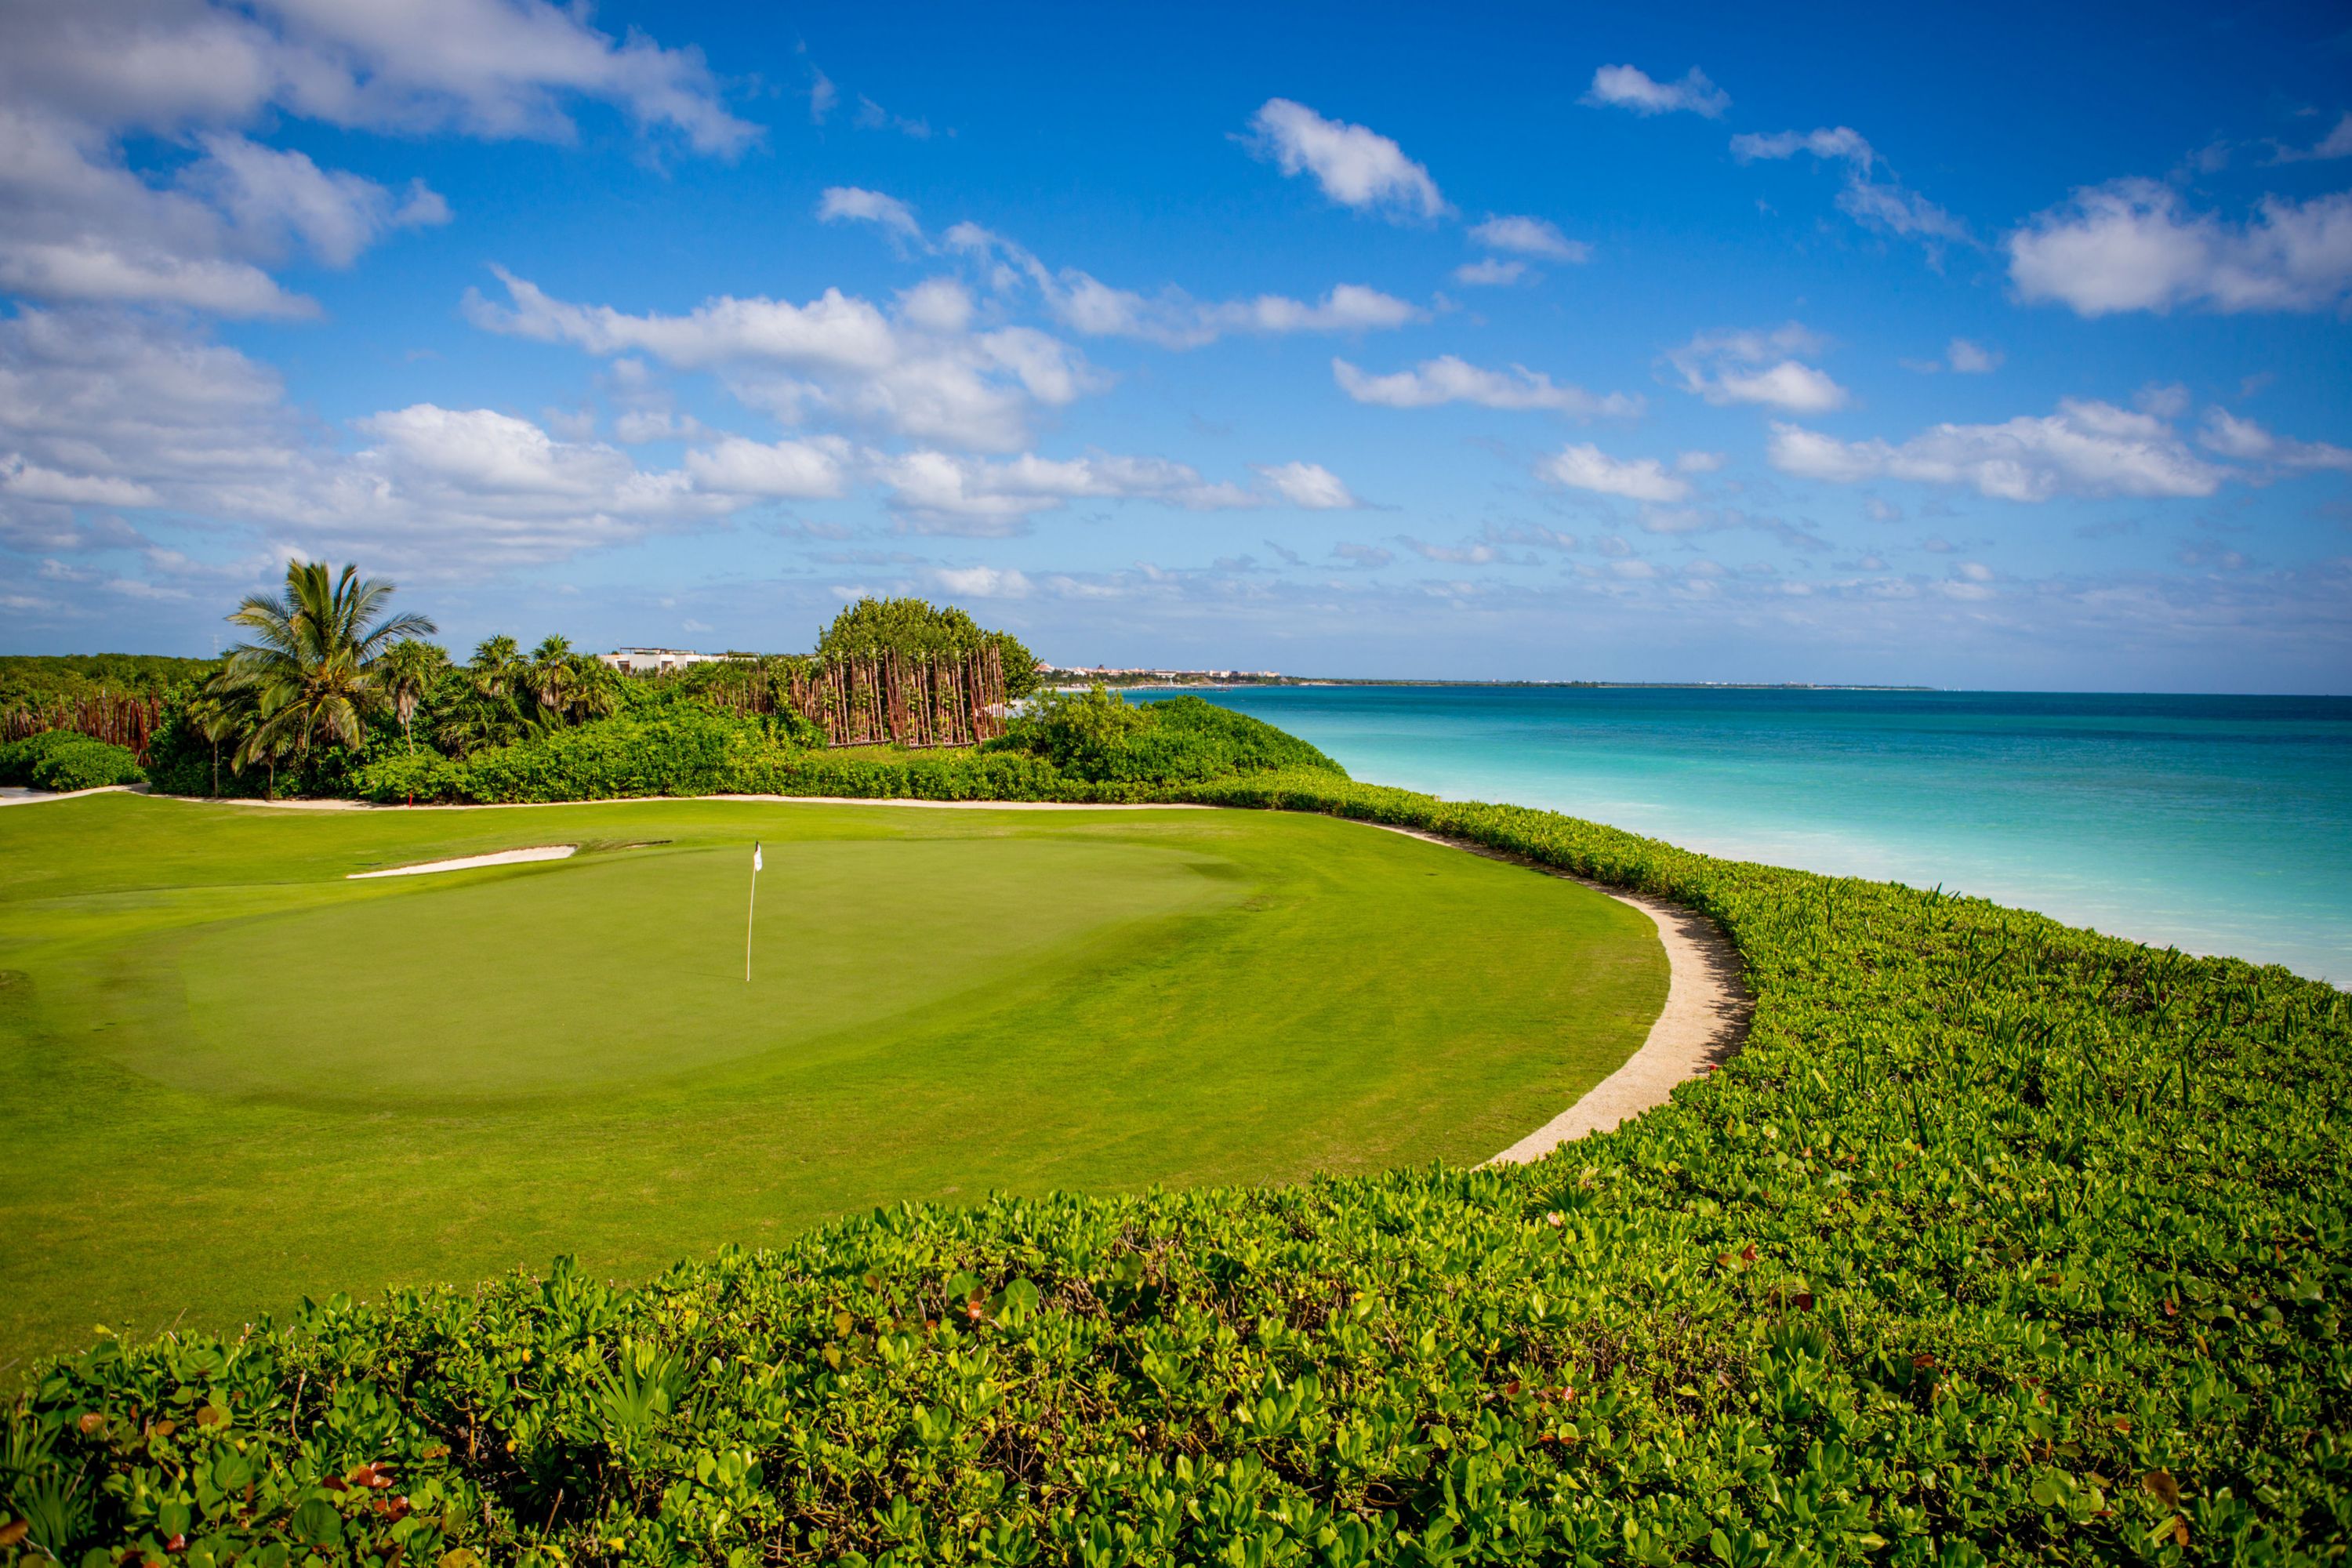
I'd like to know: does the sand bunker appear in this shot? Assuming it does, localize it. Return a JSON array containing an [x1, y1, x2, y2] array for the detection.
[[347, 845, 577, 879]]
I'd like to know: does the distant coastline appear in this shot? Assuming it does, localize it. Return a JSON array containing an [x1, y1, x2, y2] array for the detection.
[[1052, 672, 1940, 693]]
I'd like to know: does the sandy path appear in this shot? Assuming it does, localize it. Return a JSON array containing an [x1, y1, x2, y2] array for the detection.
[[0, 784, 145, 807], [1360, 823, 1752, 1163]]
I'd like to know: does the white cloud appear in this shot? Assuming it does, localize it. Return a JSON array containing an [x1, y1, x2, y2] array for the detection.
[[2274, 112, 2352, 164], [1453, 258, 1528, 286], [2196, 408, 2352, 472], [1243, 98, 1446, 219], [854, 95, 931, 140], [1947, 338, 2002, 373], [1539, 444, 1693, 503], [0, 457, 160, 508], [0, 0, 749, 317], [1400, 537, 1497, 564], [186, 133, 448, 267], [944, 223, 1420, 349], [0, 0, 753, 149], [1733, 125, 1969, 254], [0, 306, 772, 572], [1730, 126, 1873, 169], [1766, 397, 2232, 501], [1253, 461, 1358, 510], [873, 449, 1263, 534], [818, 186, 922, 244], [2008, 180, 2352, 315], [1581, 65, 1729, 118], [1467, 215, 1589, 262], [935, 565, 1031, 598], [466, 267, 1098, 452], [682, 435, 852, 497], [1664, 325, 1848, 413], [1333, 355, 1640, 418]]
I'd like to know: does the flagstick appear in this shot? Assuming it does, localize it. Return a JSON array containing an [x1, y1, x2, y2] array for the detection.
[[745, 842, 760, 983]]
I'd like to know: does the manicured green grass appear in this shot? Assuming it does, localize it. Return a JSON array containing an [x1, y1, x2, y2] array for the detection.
[[0, 793, 1663, 1370]]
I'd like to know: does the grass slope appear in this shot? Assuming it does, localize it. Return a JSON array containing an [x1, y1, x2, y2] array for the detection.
[[0, 793, 1662, 1369]]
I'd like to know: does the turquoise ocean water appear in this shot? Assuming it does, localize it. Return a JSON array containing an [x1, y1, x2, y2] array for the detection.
[[1155, 687, 2352, 986]]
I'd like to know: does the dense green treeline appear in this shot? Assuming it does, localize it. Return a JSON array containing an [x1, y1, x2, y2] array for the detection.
[[0, 654, 216, 710], [341, 686, 1345, 804], [4, 771, 2344, 1565]]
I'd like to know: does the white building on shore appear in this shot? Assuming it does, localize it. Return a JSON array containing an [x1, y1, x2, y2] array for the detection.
[[599, 648, 723, 675]]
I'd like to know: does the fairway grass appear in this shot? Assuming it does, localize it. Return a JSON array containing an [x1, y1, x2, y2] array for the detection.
[[0, 793, 1664, 1369]]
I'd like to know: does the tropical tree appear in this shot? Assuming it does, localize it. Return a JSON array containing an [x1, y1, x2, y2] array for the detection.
[[467, 635, 522, 699], [564, 653, 621, 722], [526, 635, 579, 716], [220, 561, 435, 789], [816, 596, 1040, 699], [378, 639, 449, 757], [183, 674, 252, 797]]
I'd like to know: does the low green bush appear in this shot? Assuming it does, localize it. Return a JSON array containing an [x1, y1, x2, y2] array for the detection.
[[26, 737, 145, 793], [0, 729, 79, 786], [985, 688, 1344, 786], [5, 770, 2345, 1565], [0, 729, 142, 789]]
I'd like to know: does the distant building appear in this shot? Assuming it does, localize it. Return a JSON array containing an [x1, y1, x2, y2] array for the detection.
[[600, 647, 721, 675]]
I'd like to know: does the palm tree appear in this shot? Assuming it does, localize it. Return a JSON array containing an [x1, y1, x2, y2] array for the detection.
[[378, 639, 448, 757], [183, 677, 250, 797], [220, 561, 435, 788], [565, 654, 621, 722], [526, 635, 579, 717], [467, 635, 522, 699]]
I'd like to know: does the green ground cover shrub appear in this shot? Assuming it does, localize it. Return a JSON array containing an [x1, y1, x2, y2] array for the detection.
[[987, 690, 1341, 786], [25, 737, 145, 793], [0, 730, 142, 789], [5, 770, 2344, 1565]]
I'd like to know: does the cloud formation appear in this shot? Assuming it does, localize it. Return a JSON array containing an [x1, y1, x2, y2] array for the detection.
[[1663, 325, 1848, 413], [1581, 65, 1730, 118], [1333, 356, 1640, 418], [1253, 461, 1359, 509], [1243, 98, 1446, 219], [2008, 180, 2352, 315], [1766, 397, 2234, 500], [466, 267, 1098, 452], [1732, 125, 1970, 255], [0, 0, 748, 318], [1539, 444, 1694, 503], [1466, 215, 1589, 262], [943, 223, 1419, 349]]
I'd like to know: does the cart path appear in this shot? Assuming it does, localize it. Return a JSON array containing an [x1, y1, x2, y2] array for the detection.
[[1359, 822, 1753, 1164]]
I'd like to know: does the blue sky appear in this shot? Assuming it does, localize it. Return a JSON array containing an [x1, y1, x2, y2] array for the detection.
[[2, 0, 2349, 691]]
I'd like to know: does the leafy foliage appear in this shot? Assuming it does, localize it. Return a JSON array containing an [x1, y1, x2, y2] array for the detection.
[[0, 730, 143, 790], [5, 769, 2346, 1565], [989, 689, 1344, 784], [218, 563, 437, 784], [27, 738, 146, 792], [818, 596, 1040, 701], [0, 655, 216, 710]]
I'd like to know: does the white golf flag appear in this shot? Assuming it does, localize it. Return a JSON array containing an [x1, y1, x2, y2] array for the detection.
[[753, 844, 763, 872]]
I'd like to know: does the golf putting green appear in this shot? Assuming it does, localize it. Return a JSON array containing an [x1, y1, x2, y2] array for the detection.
[[0, 793, 1665, 1368]]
